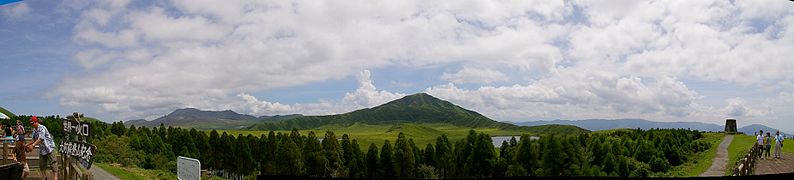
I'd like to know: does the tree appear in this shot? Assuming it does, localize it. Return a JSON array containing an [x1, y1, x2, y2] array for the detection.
[[110, 121, 126, 136], [435, 134, 453, 178], [304, 131, 328, 177], [394, 132, 416, 178], [236, 134, 255, 176], [322, 131, 344, 177], [541, 135, 566, 176], [468, 132, 496, 177], [366, 143, 380, 178], [262, 131, 278, 175], [515, 134, 539, 176], [380, 140, 396, 178], [349, 139, 367, 178], [208, 130, 220, 170], [423, 143, 436, 167], [341, 134, 355, 168], [278, 139, 305, 176]]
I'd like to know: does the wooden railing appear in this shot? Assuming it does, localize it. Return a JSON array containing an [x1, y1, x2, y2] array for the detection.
[[732, 143, 761, 176], [2, 137, 93, 179], [1, 138, 39, 166]]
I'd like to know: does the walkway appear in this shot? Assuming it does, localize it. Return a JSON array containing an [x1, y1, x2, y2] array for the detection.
[[701, 135, 733, 177], [754, 152, 794, 175], [24, 165, 119, 180], [89, 165, 121, 180]]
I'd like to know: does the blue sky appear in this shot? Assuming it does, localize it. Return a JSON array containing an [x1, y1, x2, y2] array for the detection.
[[2, 0, 794, 133]]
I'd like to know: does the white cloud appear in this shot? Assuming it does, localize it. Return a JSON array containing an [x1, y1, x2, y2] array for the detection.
[[441, 67, 508, 84], [427, 68, 702, 121], [232, 70, 404, 116], [723, 97, 769, 117], [49, 0, 794, 131]]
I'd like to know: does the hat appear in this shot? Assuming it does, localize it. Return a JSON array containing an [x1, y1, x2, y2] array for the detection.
[[31, 116, 38, 123]]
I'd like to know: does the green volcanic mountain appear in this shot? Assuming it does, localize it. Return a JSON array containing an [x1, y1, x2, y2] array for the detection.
[[247, 93, 589, 134]]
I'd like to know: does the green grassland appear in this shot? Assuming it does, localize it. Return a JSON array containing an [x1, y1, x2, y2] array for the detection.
[[664, 132, 724, 177], [216, 122, 537, 148], [725, 134, 758, 176]]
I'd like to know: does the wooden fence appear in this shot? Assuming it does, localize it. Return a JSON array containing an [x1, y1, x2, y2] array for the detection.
[[732, 143, 761, 176], [2, 137, 93, 179]]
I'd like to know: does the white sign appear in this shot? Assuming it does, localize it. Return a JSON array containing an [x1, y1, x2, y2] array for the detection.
[[178, 156, 201, 180]]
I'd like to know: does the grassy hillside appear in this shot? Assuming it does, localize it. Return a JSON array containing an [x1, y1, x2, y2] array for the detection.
[[0, 106, 15, 118], [248, 93, 515, 130], [219, 122, 583, 149]]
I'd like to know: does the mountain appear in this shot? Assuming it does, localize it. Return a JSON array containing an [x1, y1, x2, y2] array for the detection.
[[511, 119, 724, 132], [738, 124, 790, 137], [125, 108, 302, 129], [247, 93, 590, 134]]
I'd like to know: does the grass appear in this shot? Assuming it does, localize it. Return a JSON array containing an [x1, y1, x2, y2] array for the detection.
[[663, 132, 724, 177], [724, 134, 758, 176], [95, 163, 177, 180], [213, 122, 529, 149], [782, 138, 794, 154]]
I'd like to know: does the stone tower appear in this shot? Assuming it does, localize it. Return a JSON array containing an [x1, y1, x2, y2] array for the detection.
[[725, 119, 737, 134]]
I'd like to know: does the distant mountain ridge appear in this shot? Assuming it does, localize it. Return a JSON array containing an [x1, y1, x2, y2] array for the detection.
[[511, 119, 793, 135], [738, 124, 790, 137], [511, 119, 724, 132], [125, 108, 302, 129], [247, 93, 590, 135]]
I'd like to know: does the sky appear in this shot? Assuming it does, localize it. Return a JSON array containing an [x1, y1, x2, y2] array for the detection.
[[1, 0, 794, 133]]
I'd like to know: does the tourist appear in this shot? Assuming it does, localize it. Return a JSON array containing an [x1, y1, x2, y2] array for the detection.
[[26, 116, 58, 180], [12, 139, 30, 179], [764, 132, 772, 159], [757, 130, 764, 159], [2, 123, 13, 143], [16, 120, 25, 141], [775, 131, 784, 159]]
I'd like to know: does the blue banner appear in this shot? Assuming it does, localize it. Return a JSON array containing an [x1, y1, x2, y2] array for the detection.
[[0, 0, 22, 6]]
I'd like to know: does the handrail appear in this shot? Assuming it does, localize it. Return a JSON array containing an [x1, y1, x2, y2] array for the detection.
[[732, 143, 761, 176]]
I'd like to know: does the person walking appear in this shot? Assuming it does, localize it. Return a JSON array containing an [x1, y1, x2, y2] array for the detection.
[[757, 130, 764, 159], [775, 131, 784, 159], [764, 132, 772, 159], [26, 116, 58, 180]]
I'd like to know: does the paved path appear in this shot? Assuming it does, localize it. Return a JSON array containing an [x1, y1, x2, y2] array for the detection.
[[89, 165, 121, 180], [754, 152, 794, 175], [701, 135, 733, 177]]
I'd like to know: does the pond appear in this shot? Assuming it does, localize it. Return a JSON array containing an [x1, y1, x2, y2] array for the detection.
[[491, 136, 539, 147]]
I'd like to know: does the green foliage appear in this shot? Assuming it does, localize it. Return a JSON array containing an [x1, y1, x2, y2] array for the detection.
[[304, 131, 327, 177], [366, 143, 380, 178], [393, 132, 416, 178], [91, 119, 713, 178], [322, 131, 343, 177], [379, 140, 396, 178]]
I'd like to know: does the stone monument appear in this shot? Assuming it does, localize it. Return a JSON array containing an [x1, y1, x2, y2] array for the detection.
[[725, 119, 737, 134]]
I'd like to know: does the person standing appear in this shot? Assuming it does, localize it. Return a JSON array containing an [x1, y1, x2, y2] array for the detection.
[[25, 116, 58, 180], [775, 131, 784, 159], [12, 139, 30, 179], [764, 132, 772, 159], [16, 120, 25, 141], [757, 130, 764, 159]]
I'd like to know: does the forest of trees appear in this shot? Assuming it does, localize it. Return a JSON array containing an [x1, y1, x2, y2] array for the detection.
[[5, 116, 712, 178]]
